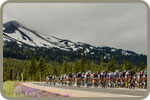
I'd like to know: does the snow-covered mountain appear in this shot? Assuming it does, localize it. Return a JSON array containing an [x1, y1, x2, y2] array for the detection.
[[3, 21, 95, 52], [3, 21, 143, 57]]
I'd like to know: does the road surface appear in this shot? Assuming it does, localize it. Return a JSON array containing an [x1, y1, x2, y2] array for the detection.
[[21, 82, 147, 97]]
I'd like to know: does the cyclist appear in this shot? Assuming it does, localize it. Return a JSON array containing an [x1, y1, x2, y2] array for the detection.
[[86, 70, 92, 87], [103, 70, 107, 79], [52, 75, 56, 85], [46, 76, 49, 84], [72, 73, 76, 85], [76, 72, 82, 87], [64, 74, 67, 85], [49, 75, 52, 85], [60, 74, 64, 86], [140, 70, 144, 78], [68, 72, 73, 86], [93, 72, 99, 87], [81, 72, 85, 86], [100, 71, 104, 87], [143, 70, 147, 78], [125, 71, 129, 88], [86, 71, 91, 81], [143, 70, 147, 89], [130, 70, 135, 79]]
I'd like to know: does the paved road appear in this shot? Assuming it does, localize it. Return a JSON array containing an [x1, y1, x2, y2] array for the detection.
[[33, 82, 147, 97]]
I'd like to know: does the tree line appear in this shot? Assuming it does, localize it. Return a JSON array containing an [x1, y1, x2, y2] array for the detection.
[[3, 55, 146, 82]]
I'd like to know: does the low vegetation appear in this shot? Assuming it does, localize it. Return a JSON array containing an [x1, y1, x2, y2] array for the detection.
[[3, 81, 22, 97]]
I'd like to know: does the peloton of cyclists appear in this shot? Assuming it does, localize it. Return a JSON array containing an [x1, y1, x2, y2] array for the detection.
[[45, 69, 147, 89]]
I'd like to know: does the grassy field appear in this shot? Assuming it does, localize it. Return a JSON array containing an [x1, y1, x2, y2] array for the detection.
[[3, 81, 22, 97]]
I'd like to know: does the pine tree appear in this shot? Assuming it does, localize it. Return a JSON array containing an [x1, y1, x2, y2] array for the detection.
[[139, 62, 146, 70], [106, 57, 116, 72], [53, 67, 58, 76], [74, 60, 82, 74], [28, 56, 37, 81], [99, 56, 103, 73], [38, 57, 49, 81], [61, 61, 68, 74], [121, 59, 135, 71], [127, 62, 134, 70], [91, 60, 96, 72], [86, 60, 92, 72], [121, 59, 128, 71]]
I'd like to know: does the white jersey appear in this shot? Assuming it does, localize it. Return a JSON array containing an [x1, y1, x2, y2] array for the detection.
[[46, 76, 49, 81], [84, 74, 86, 78], [60, 75, 64, 80], [52, 75, 56, 79], [108, 73, 111, 78], [73, 75, 76, 79], [125, 72, 129, 78], [64, 75, 67, 79], [81, 74, 85, 78], [137, 74, 140, 80]]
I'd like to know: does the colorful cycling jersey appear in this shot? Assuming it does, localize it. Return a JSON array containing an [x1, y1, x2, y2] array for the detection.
[[91, 74, 93, 77]]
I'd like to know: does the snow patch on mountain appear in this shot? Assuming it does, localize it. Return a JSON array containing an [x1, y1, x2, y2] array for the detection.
[[111, 48, 117, 52]]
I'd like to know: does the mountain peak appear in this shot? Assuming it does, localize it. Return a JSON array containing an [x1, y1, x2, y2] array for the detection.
[[3, 21, 21, 33]]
